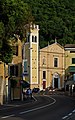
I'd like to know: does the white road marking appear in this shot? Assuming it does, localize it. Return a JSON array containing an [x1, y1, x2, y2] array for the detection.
[[72, 109, 75, 113], [20, 96, 56, 114], [1, 96, 56, 119], [2, 114, 15, 119], [32, 95, 37, 101], [68, 113, 72, 116], [62, 116, 68, 119], [62, 110, 75, 119]]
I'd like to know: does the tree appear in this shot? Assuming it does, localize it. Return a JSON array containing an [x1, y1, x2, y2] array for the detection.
[[25, 0, 75, 48], [0, 0, 34, 63]]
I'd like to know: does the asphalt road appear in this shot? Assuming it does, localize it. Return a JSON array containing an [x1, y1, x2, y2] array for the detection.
[[0, 95, 75, 120]]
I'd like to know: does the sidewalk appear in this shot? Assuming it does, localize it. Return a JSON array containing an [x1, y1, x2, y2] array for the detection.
[[0, 97, 35, 109]]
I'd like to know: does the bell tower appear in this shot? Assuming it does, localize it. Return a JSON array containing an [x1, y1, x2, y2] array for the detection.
[[23, 24, 39, 89]]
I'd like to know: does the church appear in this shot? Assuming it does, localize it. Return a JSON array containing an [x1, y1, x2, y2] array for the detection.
[[23, 24, 65, 90], [39, 41, 65, 90]]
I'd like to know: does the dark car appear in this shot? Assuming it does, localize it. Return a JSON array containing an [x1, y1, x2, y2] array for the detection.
[[32, 88, 40, 93]]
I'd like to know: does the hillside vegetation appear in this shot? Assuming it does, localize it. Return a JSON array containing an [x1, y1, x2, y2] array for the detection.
[[25, 0, 75, 48], [0, 0, 75, 63]]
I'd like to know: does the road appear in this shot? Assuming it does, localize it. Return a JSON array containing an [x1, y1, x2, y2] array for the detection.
[[0, 95, 75, 120]]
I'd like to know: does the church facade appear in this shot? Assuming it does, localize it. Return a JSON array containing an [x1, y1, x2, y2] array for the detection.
[[39, 42, 65, 90]]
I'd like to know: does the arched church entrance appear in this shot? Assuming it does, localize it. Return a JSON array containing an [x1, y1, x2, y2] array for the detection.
[[52, 73, 60, 89]]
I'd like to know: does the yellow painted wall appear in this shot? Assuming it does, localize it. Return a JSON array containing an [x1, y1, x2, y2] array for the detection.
[[10, 39, 23, 99], [0, 62, 5, 80], [65, 50, 75, 70], [39, 43, 65, 89], [32, 44, 38, 84]]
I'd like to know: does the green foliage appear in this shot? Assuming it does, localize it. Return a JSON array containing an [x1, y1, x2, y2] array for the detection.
[[0, 0, 33, 38], [25, 0, 75, 48], [0, 22, 5, 50], [0, 0, 75, 63], [0, 0, 33, 63], [0, 39, 13, 63]]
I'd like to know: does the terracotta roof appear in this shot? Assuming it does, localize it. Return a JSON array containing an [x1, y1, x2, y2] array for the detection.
[[64, 44, 75, 48]]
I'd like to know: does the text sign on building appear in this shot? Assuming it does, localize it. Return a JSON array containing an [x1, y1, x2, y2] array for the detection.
[[23, 59, 28, 76]]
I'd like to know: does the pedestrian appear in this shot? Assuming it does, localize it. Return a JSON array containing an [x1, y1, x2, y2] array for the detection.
[[30, 88, 32, 99], [26, 88, 29, 98]]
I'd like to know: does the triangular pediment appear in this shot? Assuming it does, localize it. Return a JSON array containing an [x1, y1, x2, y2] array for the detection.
[[40, 43, 64, 53]]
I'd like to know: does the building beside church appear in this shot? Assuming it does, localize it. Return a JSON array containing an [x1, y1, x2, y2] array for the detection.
[[8, 37, 23, 100], [0, 62, 6, 104], [64, 44, 75, 94]]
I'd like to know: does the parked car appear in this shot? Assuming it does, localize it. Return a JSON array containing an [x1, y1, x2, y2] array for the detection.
[[32, 88, 40, 93]]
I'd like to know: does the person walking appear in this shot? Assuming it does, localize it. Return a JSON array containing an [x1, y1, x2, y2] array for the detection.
[[26, 88, 32, 99], [30, 88, 32, 99]]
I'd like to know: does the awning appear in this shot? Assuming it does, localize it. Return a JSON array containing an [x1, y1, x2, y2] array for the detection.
[[21, 80, 30, 88], [68, 66, 75, 73], [66, 80, 75, 85]]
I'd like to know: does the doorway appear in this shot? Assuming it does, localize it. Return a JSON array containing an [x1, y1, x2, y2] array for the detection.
[[52, 73, 60, 89], [43, 81, 46, 89], [54, 78, 58, 88]]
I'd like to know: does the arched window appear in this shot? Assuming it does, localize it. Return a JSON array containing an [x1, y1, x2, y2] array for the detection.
[[32, 36, 34, 42], [35, 36, 37, 42]]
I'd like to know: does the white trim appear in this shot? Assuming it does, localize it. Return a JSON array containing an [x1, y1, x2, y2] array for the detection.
[[43, 79, 46, 81], [62, 53, 65, 88], [25, 42, 30, 45], [65, 48, 75, 50], [30, 33, 32, 84], [30, 42, 37, 44], [37, 29, 39, 84]]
